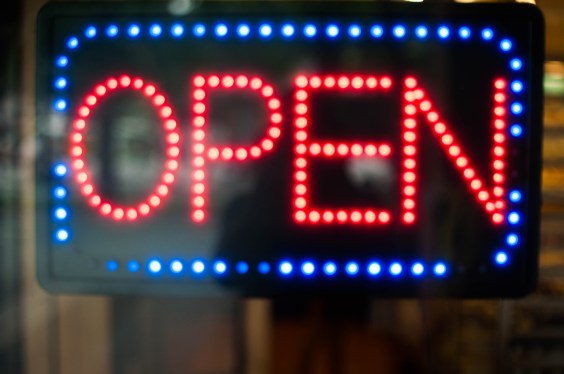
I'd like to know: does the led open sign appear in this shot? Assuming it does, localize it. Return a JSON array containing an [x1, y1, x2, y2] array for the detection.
[[36, 2, 544, 297]]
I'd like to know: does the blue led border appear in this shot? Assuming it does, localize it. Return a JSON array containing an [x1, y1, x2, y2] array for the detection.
[[50, 21, 528, 278]]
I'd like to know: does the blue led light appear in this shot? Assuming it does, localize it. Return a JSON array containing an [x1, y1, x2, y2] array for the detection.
[[411, 262, 425, 276], [55, 229, 69, 242], [304, 24, 317, 37], [415, 26, 428, 38], [171, 24, 184, 37], [481, 28, 494, 40], [237, 24, 250, 37], [106, 260, 118, 272], [348, 24, 361, 38], [128, 24, 140, 37], [282, 24, 295, 37], [500, 39, 512, 52], [279, 261, 293, 275], [236, 261, 249, 274], [370, 25, 383, 38], [367, 262, 381, 276], [433, 262, 447, 276], [84, 26, 97, 38], [54, 207, 68, 220], [390, 262, 403, 276], [66, 37, 79, 49], [510, 124, 523, 137], [54, 99, 67, 111], [508, 212, 520, 225], [507, 234, 519, 246], [215, 23, 228, 37], [170, 260, 183, 273], [53, 186, 67, 199], [438, 26, 450, 39], [149, 24, 162, 37], [54, 77, 67, 90], [258, 262, 270, 274], [495, 251, 508, 265], [345, 262, 359, 276], [511, 80, 524, 93], [192, 260, 205, 274], [510, 58, 523, 71], [56, 56, 68, 67], [393, 25, 406, 38], [301, 261, 315, 276], [458, 26, 471, 39], [511, 103, 523, 115], [127, 260, 140, 273], [326, 24, 339, 38], [106, 25, 118, 37], [259, 24, 272, 37], [509, 190, 522, 203], [193, 24, 206, 37], [53, 163, 68, 177], [148, 259, 162, 274], [323, 262, 337, 276], [214, 260, 227, 275]]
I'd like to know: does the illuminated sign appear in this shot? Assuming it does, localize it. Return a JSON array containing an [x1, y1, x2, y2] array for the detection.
[[36, 2, 544, 297]]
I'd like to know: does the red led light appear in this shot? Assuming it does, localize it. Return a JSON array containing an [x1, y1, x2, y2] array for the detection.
[[399, 76, 508, 224], [69, 76, 180, 221], [191, 74, 282, 222], [292, 75, 394, 225]]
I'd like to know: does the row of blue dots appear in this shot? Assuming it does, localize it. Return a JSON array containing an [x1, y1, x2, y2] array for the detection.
[[109, 258, 449, 278], [52, 162, 71, 244], [65, 24, 516, 49]]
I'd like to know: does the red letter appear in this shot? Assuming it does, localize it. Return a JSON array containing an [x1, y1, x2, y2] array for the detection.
[[191, 74, 283, 223], [402, 76, 507, 224], [69, 75, 181, 221], [292, 74, 393, 225]]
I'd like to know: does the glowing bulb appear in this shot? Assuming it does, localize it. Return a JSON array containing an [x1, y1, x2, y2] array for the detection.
[[370, 25, 383, 38], [509, 190, 522, 202], [237, 24, 250, 37], [192, 260, 205, 274], [323, 262, 337, 276], [170, 260, 183, 273], [507, 234, 519, 246], [495, 251, 508, 265], [258, 262, 270, 274], [500, 39, 512, 51], [127, 260, 140, 272], [438, 26, 450, 39], [213, 24, 228, 37], [511, 103, 523, 115], [458, 27, 471, 39], [390, 262, 402, 276], [106, 25, 118, 37], [411, 263, 424, 276], [304, 24, 317, 37], [301, 261, 315, 275], [56, 56, 68, 67], [326, 24, 339, 38], [348, 24, 361, 38], [508, 212, 520, 224], [66, 37, 79, 49], [54, 99, 67, 111], [279, 261, 293, 275], [53, 186, 67, 199], [415, 26, 428, 38], [193, 24, 206, 36], [149, 24, 162, 37], [54, 207, 68, 220], [128, 24, 140, 37], [54, 77, 67, 89], [55, 229, 69, 242], [393, 25, 406, 38], [148, 259, 162, 273], [511, 81, 524, 93], [481, 28, 494, 40], [367, 262, 381, 276], [510, 58, 523, 71], [282, 24, 295, 37], [85, 26, 97, 38], [214, 261, 227, 275], [53, 163, 67, 177], [259, 24, 272, 37], [345, 262, 359, 275], [171, 24, 184, 37], [106, 260, 118, 272], [434, 263, 447, 276]]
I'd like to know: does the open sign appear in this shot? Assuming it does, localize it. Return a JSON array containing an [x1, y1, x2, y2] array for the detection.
[[36, 2, 544, 297]]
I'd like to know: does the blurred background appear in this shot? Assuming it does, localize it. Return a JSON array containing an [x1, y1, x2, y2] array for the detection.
[[1, 0, 564, 373]]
